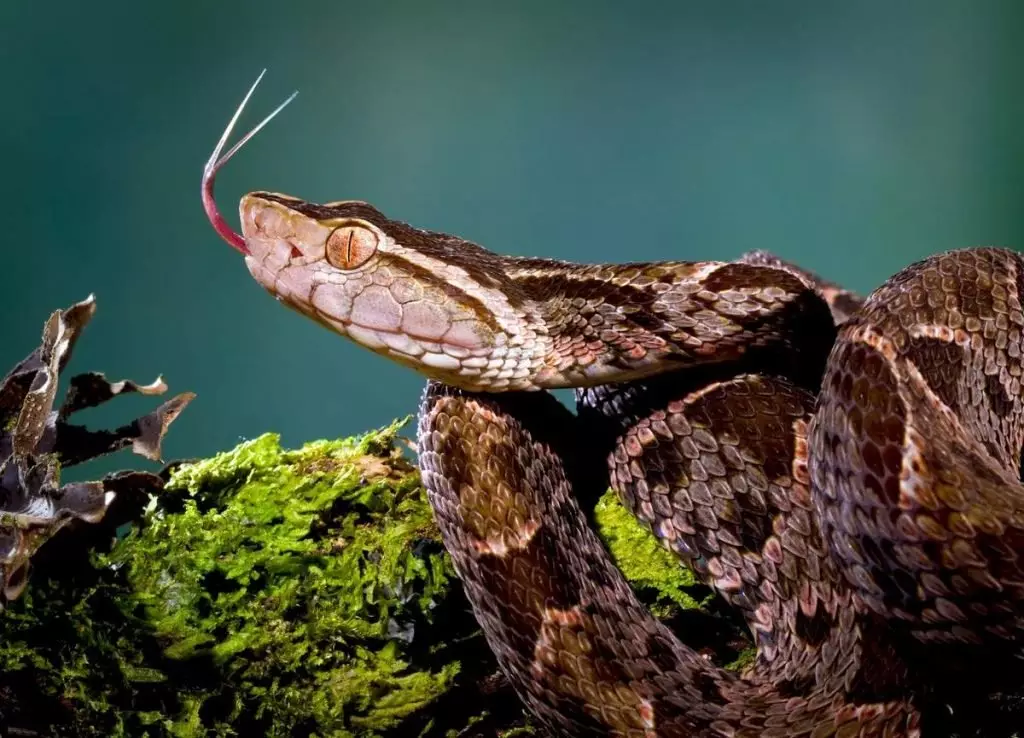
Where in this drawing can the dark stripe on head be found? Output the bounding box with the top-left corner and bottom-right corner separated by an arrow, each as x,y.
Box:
252,192 -> 529,310
255,192 -> 389,223
373,252 -> 503,334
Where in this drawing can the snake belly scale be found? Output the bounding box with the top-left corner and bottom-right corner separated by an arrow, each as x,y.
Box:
200,78 -> 1024,737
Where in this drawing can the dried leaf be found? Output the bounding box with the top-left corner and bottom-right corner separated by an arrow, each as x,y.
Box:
0,296 -> 193,606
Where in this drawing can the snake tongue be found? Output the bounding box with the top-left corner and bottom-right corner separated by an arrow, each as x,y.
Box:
202,70 -> 298,257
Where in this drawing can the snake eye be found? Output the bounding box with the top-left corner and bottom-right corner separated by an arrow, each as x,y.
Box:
325,222 -> 379,270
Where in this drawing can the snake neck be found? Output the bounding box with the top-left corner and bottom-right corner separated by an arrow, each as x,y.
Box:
496,257 -> 840,393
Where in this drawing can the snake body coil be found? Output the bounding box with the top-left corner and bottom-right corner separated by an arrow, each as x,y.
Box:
201,85 -> 1024,736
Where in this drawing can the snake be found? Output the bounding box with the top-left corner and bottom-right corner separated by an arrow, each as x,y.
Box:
198,75 -> 1024,737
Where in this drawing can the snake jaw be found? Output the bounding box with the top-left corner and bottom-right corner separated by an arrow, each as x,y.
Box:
201,70 -> 298,257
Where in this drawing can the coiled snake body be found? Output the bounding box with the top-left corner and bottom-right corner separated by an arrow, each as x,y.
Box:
202,81 -> 1024,737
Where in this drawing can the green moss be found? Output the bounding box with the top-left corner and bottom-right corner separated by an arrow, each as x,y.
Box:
0,420 -> 742,737
113,419 -> 461,736
0,420 -> 487,738
724,646 -> 756,673
594,489 -> 706,617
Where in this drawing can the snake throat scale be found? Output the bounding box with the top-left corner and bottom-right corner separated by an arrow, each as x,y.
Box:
200,76 -> 1024,737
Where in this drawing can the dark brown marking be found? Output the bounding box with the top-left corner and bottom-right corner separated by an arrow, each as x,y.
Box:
516,274 -> 669,334
906,335 -> 965,413
1015,256 -> 1024,315
795,605 -> 835,647
693,670 -> 725,705
254,192 -> 531,310
775,675 -> 814,698
374,252 -> 503,333
703,262 -> 808,295
984,373 -> 1012,419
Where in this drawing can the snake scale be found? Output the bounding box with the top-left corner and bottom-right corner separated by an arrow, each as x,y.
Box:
200,76 -> 1024,737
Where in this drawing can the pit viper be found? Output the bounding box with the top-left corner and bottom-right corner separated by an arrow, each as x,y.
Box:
199,74 -> 1024,737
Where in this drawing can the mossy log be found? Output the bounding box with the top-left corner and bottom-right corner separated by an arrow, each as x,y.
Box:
2,420 -> 1020,737
0,419 -> 742,738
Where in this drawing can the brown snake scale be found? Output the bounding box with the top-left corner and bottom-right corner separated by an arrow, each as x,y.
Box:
202,84 -> 1024,736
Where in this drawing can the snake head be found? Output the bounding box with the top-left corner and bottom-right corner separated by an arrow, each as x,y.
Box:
202,73 -> 548,390
236,192 -> 509,371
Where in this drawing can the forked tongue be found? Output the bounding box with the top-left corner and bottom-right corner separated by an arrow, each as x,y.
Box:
201,70 -> 297,255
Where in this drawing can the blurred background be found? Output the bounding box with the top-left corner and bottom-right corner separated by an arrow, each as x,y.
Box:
1,0 -> 1022,477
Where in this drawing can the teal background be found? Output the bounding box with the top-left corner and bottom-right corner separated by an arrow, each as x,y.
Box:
1,1 -> 1022,477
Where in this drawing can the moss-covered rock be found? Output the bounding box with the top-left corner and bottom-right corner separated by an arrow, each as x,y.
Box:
0,420 -> 729,737
0,421 -> 485,736
118,421 -> 468,736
